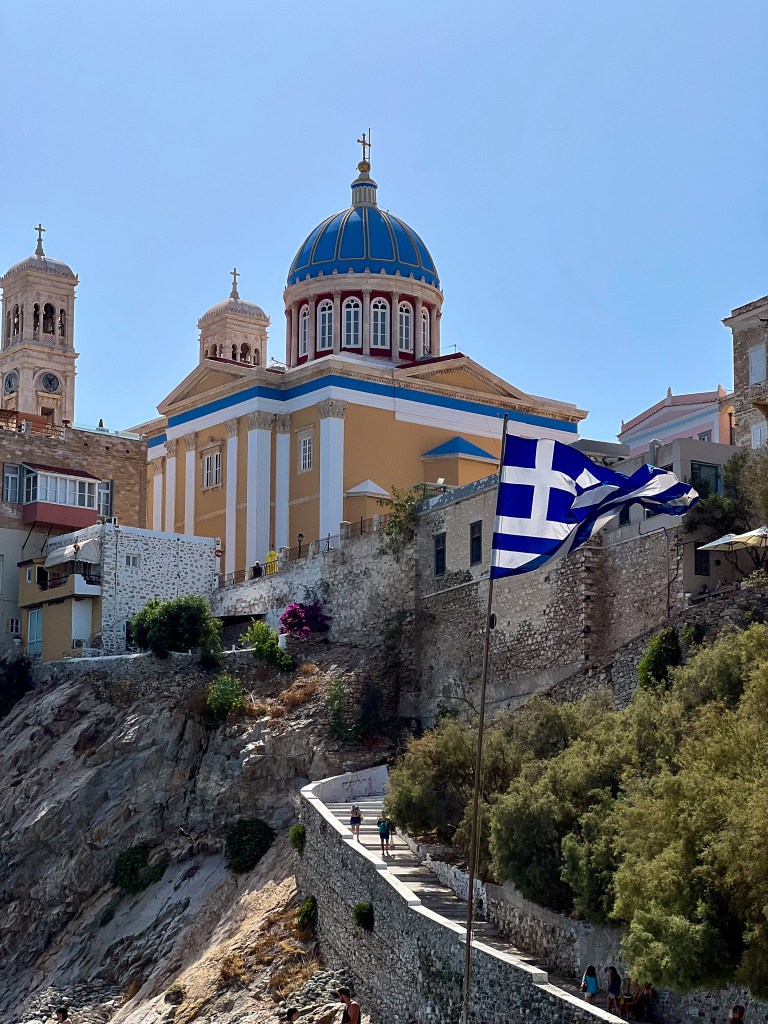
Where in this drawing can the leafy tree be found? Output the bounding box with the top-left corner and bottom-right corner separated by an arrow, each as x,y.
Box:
207,673 -> 246,721
685,450 -> 768,570
637,627 -> 681,691
240,619 -> 294,670
131,595 -> 221,667
378,485 -> 420,553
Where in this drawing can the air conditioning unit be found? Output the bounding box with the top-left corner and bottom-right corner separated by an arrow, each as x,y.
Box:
105,516 -> 119,526
72,639 -> 88,649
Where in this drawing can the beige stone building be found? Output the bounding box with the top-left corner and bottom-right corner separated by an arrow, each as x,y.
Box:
18,523 -> 217,660
0,230 -> 148,650
723,293 -> 768,448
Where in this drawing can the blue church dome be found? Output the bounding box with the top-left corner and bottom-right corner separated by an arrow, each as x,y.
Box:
287,160 -> 440,289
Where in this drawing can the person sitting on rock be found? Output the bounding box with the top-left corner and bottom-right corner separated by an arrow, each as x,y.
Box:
53,1009 -> 69,1023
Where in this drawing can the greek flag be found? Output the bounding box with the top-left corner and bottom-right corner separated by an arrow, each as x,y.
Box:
491,432 -> 699,579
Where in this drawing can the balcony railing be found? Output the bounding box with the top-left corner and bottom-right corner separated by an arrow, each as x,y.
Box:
43,570 -> 102,590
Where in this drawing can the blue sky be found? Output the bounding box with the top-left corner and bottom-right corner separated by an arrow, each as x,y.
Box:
2,1 -> 765,439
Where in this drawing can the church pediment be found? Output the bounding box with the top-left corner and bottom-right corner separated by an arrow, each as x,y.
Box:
157,360 -> 256,414
398,356 -> 530,402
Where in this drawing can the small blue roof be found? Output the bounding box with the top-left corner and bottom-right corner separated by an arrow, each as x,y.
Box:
288,205 -> 439,287
422,436 -> 496,460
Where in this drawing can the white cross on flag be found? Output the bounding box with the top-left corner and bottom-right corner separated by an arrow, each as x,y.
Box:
491,431 -> 699,579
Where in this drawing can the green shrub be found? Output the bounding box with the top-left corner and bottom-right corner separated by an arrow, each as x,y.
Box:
743,568 -> 768,589
297,894 -> 317,931
225,817 -> 275,874
353,902 -> 374,930
637,627 -> 681,690
207,673 -> 246,721
679,621 -> 706,650
325,673 -> 357,742
378,485 -> 420,553
240,619 -> 295,671
112,846 -> 168,894
131,596 -> 222,667
289,823 -> 306,857
0,650 -> 32,721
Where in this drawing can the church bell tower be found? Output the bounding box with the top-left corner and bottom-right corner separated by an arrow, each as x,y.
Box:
0,226 -> 79,426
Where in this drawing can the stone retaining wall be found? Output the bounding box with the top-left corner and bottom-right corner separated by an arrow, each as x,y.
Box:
298,768 -> 614,1024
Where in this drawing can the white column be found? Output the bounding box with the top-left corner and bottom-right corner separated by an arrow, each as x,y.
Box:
332,290 -> 341,354
164,441 -> 177,532
225,419 -> 239,578
318,399 -> 347,543
184,432 -> 197,535
414,297 -> 423,356
290,303 -> 299,367
308,299 -> 317,360
246,411 -> 273,566
152,459 -> 164,531
362,288 -> 371,356
391,291 -> 400,356
275,414 -> 291,550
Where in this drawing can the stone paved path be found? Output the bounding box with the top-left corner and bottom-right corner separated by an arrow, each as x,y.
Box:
325,795 -> 583,1000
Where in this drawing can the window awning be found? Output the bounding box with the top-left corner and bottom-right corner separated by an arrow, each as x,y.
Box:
23,462 -> 101,481
44,537 -> 102,567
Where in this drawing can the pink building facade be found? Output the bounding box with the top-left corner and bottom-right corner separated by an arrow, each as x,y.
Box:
618,385 -> 735,456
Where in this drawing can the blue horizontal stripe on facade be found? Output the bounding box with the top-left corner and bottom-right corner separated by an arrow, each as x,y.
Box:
164,374 -> 579,435
148,433 -> 167,448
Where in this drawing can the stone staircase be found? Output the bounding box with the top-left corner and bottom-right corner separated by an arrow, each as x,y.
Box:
324,795 -> 583,999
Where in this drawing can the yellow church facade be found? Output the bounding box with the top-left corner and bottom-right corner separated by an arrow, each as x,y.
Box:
140,145 -> 587,581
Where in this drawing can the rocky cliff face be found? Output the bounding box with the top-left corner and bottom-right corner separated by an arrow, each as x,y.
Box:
0,658 -> 377,1022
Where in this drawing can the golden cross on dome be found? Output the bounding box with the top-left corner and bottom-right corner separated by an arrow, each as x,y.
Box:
35,223 -> 46,256
356,130 -> 372,164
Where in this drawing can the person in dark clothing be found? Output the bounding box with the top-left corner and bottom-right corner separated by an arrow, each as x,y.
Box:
606,966 -> 622,1015
337,988 -> 360,1024
728,1007 -> 746,1024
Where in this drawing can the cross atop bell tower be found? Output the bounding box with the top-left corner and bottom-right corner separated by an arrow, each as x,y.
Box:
0,228 -> 79,425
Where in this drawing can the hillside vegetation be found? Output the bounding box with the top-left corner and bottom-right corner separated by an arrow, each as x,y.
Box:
386,622 -> 768,996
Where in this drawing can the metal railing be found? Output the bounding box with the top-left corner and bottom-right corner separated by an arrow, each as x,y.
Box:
217,513 -> 390,588
42,570 -> 102,590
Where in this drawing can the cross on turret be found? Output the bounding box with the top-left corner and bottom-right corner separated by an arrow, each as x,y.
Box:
35,223 -> 46,257
230,266 -> 240,300
356,130 -> 372,164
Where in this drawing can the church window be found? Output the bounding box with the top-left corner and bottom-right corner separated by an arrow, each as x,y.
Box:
317,300 -> 333,351
58,309 -> 66,338
202,450 -> 222,489
12,305 -> 20,336
240,343 -> 251,363
33,304 -> 40,335
371,298 -> 389,348
43,303 -> 55,334
398,302 -> 413,352
421,308 -> 431,355
470,521 -> 482,566
298,431 -> 313,473
231,344 -> 238,360
252,348 -> 260,366
299,305 -> 309,356
434,532 -> 446,576
3,464 -> 20,503
343,298 -> 361,348
4,310 -> 10,344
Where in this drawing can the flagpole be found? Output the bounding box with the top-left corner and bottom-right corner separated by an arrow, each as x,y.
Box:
460,413 -> 508,1024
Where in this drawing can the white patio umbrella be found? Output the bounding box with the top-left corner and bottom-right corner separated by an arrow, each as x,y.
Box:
698,527 -> 768,551
698,533 -> 743,552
